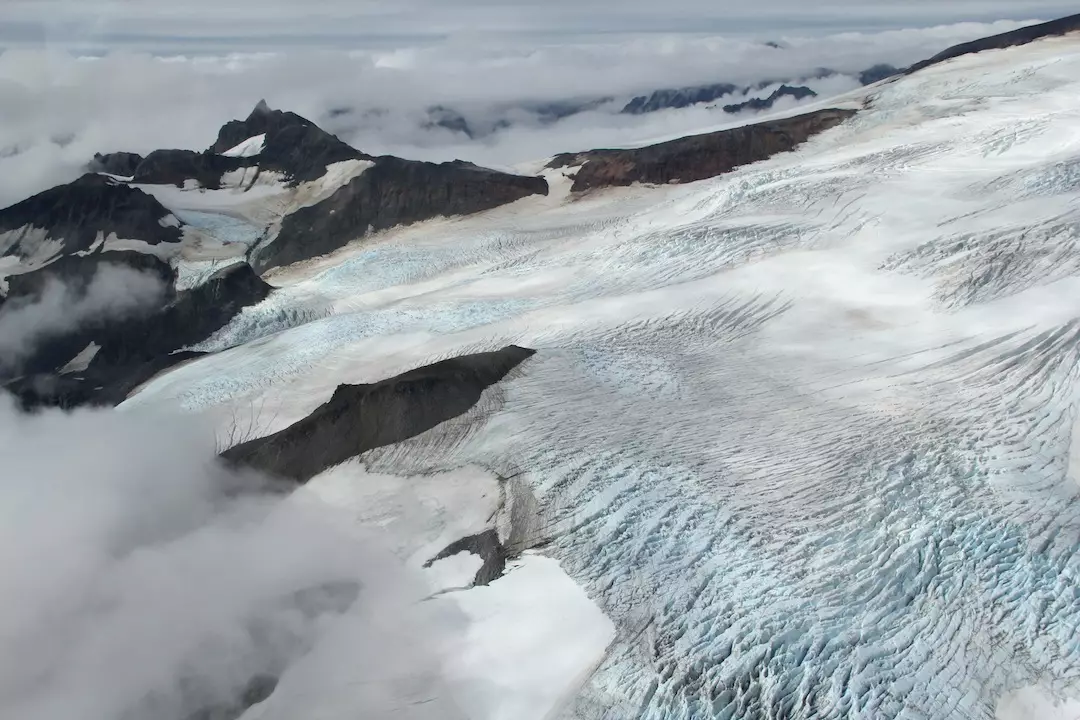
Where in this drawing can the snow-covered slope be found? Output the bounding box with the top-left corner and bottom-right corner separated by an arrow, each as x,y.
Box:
124,35 -> 1080,719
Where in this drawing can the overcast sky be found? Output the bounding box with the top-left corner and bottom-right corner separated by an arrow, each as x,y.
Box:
1,1 -> 1077,50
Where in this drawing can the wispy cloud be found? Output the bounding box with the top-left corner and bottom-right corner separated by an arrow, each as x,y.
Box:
1,1 -> 1076,48
0,264 -> 166,373
0,13 -> 1066,207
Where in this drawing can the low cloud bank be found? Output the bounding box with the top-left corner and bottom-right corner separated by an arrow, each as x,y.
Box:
0,395 -> 467,719
0,18 -> 1042,206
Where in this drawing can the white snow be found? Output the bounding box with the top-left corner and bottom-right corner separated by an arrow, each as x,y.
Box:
59,342 -> 100,374
425,551 -> 484,591
291,159 -> 373,211
73,231 -> 107,257
0,226 -> 63,274
220,133 -> 266,158
444,554 -> 616,720
118,34 -> 1080,720
101,233 -> 176,259
997,687 -> 1080,720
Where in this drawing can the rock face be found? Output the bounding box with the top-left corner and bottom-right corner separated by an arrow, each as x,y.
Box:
210,101 -> 366,184
123,102 -> 365,190
623,83 -> 741,115
4,263 -> 271,410
2,251 -> 176,384
131,149 -> 247,189
0,174 -> 182,257
87,151 -> 144,177
76,101 -> 549,272
222,345 -> 537,483
907,13 -> 1080,75
251,158 -> 549,273
859,63 -> 900,85
92,263 -> 272,367
425,529 -> 509,586
547,108 -> 857,192
5,250 -> 175,303
721,85 -> 817,114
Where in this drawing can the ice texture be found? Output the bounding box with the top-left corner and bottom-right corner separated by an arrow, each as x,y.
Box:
127,37 -> 1080,719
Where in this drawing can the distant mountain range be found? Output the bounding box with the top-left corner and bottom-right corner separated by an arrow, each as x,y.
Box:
327,63 -> 900,140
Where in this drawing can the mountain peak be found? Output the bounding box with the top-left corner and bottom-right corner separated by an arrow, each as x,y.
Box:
251,99 -> 273,117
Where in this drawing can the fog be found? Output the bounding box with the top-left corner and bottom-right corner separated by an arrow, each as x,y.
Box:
0,394 -> 466,719
0,18 -> 1043,207
0,264 -> 165,372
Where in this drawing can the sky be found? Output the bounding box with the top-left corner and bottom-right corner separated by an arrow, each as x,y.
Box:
0,1 -> 1077,50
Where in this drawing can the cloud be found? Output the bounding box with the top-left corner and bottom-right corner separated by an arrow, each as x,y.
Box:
0,16 -> 1063,207
0,394 -> 467,719
1,1 -> 1077,46
0,263 -> 166,372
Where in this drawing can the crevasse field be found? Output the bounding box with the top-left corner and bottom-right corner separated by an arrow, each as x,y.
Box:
125,37 -> 1080,719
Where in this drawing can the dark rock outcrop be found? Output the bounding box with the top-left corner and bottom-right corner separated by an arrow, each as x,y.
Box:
907,13 -> 1080,75
91,262 -> 272,368
425,529 -> 509,586
116,102 -> 364,190
5,350 -> 206,411
424,105 -> 478,138
222,345 -> 536,483
132,149 -> 247,189
623,83 -> 740,115
859,63 -> 900,85
87,151 -> 144,177
721,85 -> 817,114
209,101 -> 365,184
4,263 -> 271,410
0,174 -> 182,257
5,249 -> 175,303
1,252 -> 176,386
251,158 -> 549,273
547,107 -> 857,192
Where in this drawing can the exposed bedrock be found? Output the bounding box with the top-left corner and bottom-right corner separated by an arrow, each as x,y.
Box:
547,108 -> 856,192
721,84 -> 817,114
131,149 -> 248,189
424,529 -> 509,587
251,158 -> 549,273
87,151 -> 144,177
4,250 -> 176,303
222,345 -> 536,483
4,263 -> 271,410
0,174 -> 182,256
93,262 -> 272,367
211,100 -> 367,183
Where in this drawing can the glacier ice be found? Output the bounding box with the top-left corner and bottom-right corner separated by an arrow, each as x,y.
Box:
127,37 -> 1080,719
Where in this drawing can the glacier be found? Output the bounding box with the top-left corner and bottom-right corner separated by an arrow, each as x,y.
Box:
125,36 -> 1080,719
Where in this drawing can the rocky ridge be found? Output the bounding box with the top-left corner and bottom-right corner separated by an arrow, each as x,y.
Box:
547,108 -> 857,192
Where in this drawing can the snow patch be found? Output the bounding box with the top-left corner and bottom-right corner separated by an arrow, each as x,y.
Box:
292,159 -> 374,211
0,225 -> 62,268
220,133 -> 266,158
101,233 -> 176,259
59,342 -> 100,374
73,231 -> 107,257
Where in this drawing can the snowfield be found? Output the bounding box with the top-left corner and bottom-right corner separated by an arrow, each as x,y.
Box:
123,36 -> 1080,719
